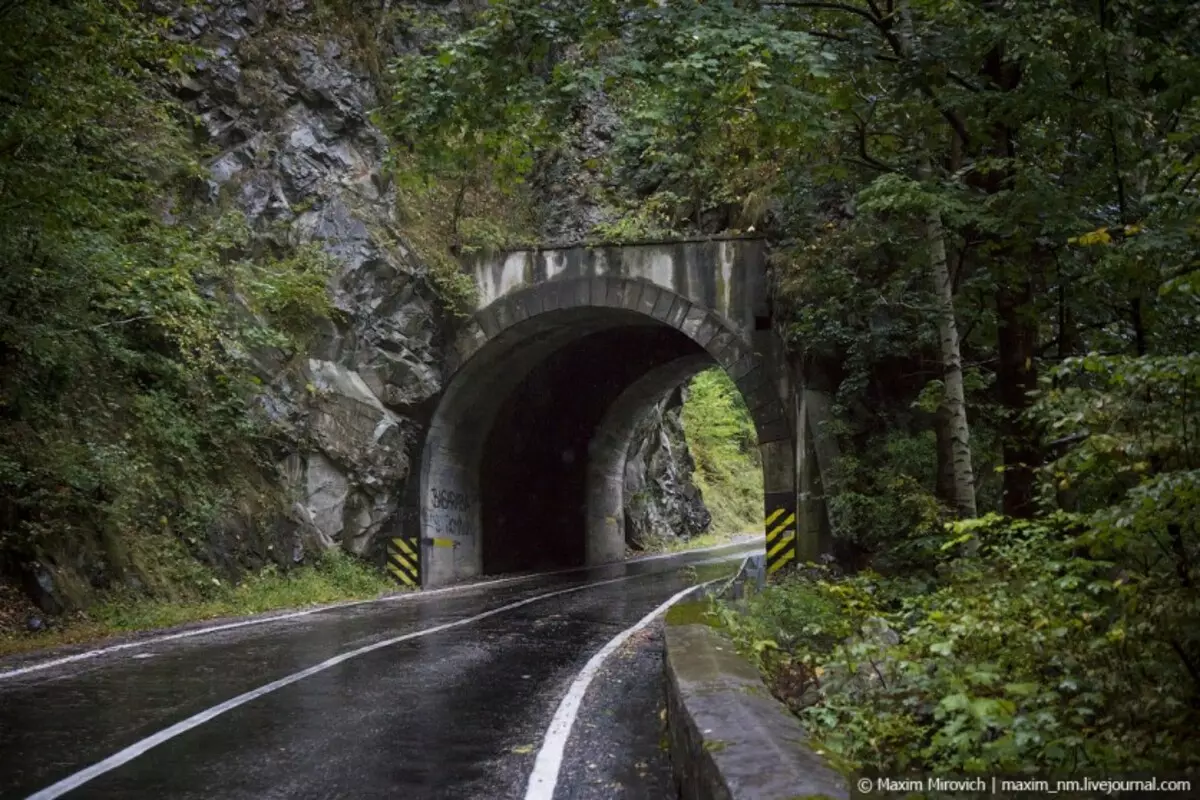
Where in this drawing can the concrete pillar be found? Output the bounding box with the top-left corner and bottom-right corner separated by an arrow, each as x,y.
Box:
759,439 -> 798,577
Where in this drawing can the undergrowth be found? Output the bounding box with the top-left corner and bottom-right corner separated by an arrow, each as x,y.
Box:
713,513 -> 1200,776
0,550 -> 397,659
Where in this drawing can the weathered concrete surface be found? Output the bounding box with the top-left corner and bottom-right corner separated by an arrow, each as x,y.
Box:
586,355 -> 715,561
465,238 -> 768,339
664,622 -> 848,800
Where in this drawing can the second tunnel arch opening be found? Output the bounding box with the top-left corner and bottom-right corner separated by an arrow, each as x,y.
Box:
478,323 -> 713,574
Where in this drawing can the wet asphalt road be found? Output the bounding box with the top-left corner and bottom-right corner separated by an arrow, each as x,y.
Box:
0,547 -> 751,800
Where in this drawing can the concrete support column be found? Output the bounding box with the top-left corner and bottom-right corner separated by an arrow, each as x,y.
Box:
801,387 -> 839,558
759,439 -> 798,576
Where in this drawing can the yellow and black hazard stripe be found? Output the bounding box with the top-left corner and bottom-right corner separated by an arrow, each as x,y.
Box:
387,536 -> 420,587
763,493 -> 797,576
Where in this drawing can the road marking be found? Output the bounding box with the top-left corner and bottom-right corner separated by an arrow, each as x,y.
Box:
523,578 -> 722,800
0,539 -> 759,683
387,537 -> 421,586
768,548 -> 795,574
23,572 -> 656,800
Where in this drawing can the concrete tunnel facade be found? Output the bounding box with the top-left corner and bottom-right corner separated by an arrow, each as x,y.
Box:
400,238 -> 808,587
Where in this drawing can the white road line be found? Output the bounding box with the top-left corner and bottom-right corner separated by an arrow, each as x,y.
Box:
523,578 -> 722,800
24,572 -> 652,800
0,540 -> 758,683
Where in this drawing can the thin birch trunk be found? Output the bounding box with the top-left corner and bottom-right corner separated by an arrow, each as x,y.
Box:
920,158 -> 977,518
896,0 -> 977,518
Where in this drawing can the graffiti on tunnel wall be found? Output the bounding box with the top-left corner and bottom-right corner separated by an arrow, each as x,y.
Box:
428,485 -> 476,542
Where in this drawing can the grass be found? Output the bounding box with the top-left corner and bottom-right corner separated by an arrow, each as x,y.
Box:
630,368 -> 765,557
0,550 -> 400,660
681,369 -> 763,537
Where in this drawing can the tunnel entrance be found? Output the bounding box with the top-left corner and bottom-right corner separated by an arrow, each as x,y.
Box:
417,273 -> 799,589
479,323 -> 707,574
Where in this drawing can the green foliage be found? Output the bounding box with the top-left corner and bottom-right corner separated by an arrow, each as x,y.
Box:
825,432 -> 946,563
0,0 -> 332,602
721,513 -> 1198,774
682,368 -> 762,536
719,352 -> 1200,774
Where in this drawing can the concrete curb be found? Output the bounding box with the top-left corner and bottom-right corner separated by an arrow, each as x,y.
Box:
664,621 -> 848,800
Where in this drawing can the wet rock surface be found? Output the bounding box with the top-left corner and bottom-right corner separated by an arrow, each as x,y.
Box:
625,385 -> 713,549
153,0 -> 448,568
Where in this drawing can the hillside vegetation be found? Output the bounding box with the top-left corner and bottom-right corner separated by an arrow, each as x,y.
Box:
681,368 -> 762,537
0,2 -> 341,619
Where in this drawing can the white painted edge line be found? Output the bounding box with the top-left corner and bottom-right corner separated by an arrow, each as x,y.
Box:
0,539 -> 759,682
0,571 -> 530,682
523,577 -> 724,800
23,572 -> 651,800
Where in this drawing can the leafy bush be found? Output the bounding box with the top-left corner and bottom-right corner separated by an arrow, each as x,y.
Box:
718,349 -> 1200,776
719,513 -> 1198,774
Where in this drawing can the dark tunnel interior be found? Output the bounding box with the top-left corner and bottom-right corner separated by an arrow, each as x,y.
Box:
480,322 -> 706,574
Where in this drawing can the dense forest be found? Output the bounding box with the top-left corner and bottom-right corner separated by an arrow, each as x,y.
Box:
1,0 -> 1197,777
384,0 -> 1199,777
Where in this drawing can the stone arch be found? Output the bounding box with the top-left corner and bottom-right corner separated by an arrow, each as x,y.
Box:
418,275 -> 794,587
585,354 -> 713,564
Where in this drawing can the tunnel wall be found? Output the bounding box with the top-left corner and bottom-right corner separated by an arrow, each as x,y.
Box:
465,238 -> 769,338
585,354 -> 714,563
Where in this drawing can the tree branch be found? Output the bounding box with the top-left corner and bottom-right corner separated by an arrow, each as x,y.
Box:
771,0 -> 972,147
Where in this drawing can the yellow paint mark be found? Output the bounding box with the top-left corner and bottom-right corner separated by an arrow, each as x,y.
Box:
512,744 -> 535,755
431,537 -> 456,548
387,562 -> 416,586
767,513 -> 796,541
765,508 -> 785,527
768,549 -> 795,575
394,537 -> 416,557
390,551 -> 415,572
767,532 -> 795,560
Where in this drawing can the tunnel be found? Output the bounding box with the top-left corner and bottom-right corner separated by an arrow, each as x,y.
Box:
416,275 -> 798,588
479,324 -> 709,574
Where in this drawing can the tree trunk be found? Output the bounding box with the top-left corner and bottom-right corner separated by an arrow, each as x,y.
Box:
921,159 -> 977,518
934,403 -> 958,505
996,282 -> 1039,517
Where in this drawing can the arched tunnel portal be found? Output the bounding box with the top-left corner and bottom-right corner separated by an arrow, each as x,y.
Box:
416,275 -> 800,587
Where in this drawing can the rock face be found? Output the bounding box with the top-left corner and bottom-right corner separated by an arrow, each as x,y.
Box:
624,385 -> 712,548
531,91 -> 621,244
156,0 -> 709,573
166,0 -> 443,566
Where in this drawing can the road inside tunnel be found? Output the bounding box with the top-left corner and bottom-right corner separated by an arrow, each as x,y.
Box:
480,323 -> 707,575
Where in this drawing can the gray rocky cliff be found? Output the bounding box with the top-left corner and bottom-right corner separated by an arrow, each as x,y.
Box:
167,0 -> 444,570
624,385 -> 712,549
162,0 -> 709,574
